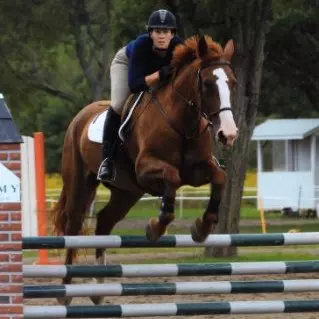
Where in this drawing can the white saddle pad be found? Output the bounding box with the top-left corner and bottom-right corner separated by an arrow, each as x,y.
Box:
88,111 -> 106,144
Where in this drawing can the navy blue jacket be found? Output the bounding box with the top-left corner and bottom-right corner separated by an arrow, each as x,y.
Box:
126,34 -> 183,93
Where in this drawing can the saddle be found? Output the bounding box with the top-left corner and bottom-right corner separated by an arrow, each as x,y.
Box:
88,91 -> 149,144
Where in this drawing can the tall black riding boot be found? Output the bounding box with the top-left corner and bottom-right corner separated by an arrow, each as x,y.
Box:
97,107 -> 121,182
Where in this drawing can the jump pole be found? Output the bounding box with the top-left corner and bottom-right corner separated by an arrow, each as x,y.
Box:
24,300 -> 319,318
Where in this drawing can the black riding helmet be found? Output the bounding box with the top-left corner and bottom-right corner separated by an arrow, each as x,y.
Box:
147,9 -> 177,33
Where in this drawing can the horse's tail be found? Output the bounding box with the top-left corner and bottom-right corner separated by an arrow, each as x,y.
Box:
52,121 -> 91,237
51,184 -> 67,235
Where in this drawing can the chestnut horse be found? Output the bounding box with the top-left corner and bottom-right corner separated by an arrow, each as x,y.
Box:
53,35 -> 238,304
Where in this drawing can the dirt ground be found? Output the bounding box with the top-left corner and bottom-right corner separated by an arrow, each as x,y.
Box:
24,251 -> 319,319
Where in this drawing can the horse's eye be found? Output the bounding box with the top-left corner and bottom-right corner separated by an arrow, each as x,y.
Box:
232,78 -> 238,87
203,80 -> 216,89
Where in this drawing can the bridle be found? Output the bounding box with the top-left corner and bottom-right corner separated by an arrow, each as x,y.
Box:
175,59 -> 233,118
152,59 -> 234,140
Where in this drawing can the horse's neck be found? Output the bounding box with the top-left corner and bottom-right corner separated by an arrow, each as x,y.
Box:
153,69 -> 195,128
171,67 -> 201,126
149,66 -> 203,140
173,66 -> 197,103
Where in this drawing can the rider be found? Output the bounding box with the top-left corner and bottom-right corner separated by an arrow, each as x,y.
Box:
97,9 -> 183,182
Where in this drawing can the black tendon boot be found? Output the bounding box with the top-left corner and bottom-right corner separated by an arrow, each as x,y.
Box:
97,107 -> 121,182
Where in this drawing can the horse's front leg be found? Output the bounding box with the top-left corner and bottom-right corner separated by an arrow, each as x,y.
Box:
191,163 -> 226,243
135,155 -> 180,242
146,187 -> 176,241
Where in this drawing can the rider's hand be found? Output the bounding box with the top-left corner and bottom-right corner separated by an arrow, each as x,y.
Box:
159,65 -> 174,82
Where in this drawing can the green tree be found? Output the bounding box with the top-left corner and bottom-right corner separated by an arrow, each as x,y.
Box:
261,0 -> 319,116
0,0 -> 113,172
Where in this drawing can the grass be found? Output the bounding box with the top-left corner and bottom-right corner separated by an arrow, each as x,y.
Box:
88,201 -> 288,221
107,222 -> 319,236
163,252 -> 319,264
240,223 -> 319,234
45,171 -> 280,223
24,247 -> 319,264
45,171 -> 265,222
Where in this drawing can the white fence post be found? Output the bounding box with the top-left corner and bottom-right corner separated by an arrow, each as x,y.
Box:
21,136 -> 37,236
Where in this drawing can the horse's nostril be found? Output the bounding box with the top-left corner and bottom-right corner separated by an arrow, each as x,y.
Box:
218,131 -> 227,144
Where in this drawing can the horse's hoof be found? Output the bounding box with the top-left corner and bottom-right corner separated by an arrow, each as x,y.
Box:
145,218 -> 161,242
190,218 -> 207,243
89,277 -> 104,304
57,297 -> 73,305
90,296 -> 104,305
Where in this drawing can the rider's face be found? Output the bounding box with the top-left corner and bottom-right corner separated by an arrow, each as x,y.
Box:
150,29 -> 174,49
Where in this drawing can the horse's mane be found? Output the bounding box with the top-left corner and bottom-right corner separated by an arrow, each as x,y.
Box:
172,35 -> 223,68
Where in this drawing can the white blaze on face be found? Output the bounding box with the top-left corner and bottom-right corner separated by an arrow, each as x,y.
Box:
212,68 -> 238,145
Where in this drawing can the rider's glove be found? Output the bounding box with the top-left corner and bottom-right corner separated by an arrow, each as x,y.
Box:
159,65 -> 174,82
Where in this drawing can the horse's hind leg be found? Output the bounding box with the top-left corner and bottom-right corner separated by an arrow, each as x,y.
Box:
90,188 -> 142,305
191,164 -> 226,243
58,173 -> 99,305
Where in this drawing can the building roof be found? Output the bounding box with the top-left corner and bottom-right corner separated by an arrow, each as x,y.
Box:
252,119 -> 319,141
0,93 -> 23,143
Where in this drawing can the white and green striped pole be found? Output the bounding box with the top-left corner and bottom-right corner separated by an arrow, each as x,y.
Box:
24,300 -> 319,318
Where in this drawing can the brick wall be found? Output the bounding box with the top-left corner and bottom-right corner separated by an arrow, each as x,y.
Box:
0,144 -> 23,319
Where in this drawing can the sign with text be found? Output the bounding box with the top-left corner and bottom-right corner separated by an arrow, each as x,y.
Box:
0,163 -> 20,203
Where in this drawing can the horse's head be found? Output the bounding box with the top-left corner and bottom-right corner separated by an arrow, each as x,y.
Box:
196,36 -> 238,146
172,35 -> 238,146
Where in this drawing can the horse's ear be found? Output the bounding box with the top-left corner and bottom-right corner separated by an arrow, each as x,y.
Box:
197,35 -> 208,59
223,39 -> 235,61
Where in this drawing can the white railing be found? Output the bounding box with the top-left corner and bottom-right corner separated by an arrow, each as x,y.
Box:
46,187 -> 258,197
45,186 -> 319,222
46,187 -> 258,217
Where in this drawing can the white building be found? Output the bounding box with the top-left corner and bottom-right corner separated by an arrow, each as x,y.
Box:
252,119 -> 319,213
